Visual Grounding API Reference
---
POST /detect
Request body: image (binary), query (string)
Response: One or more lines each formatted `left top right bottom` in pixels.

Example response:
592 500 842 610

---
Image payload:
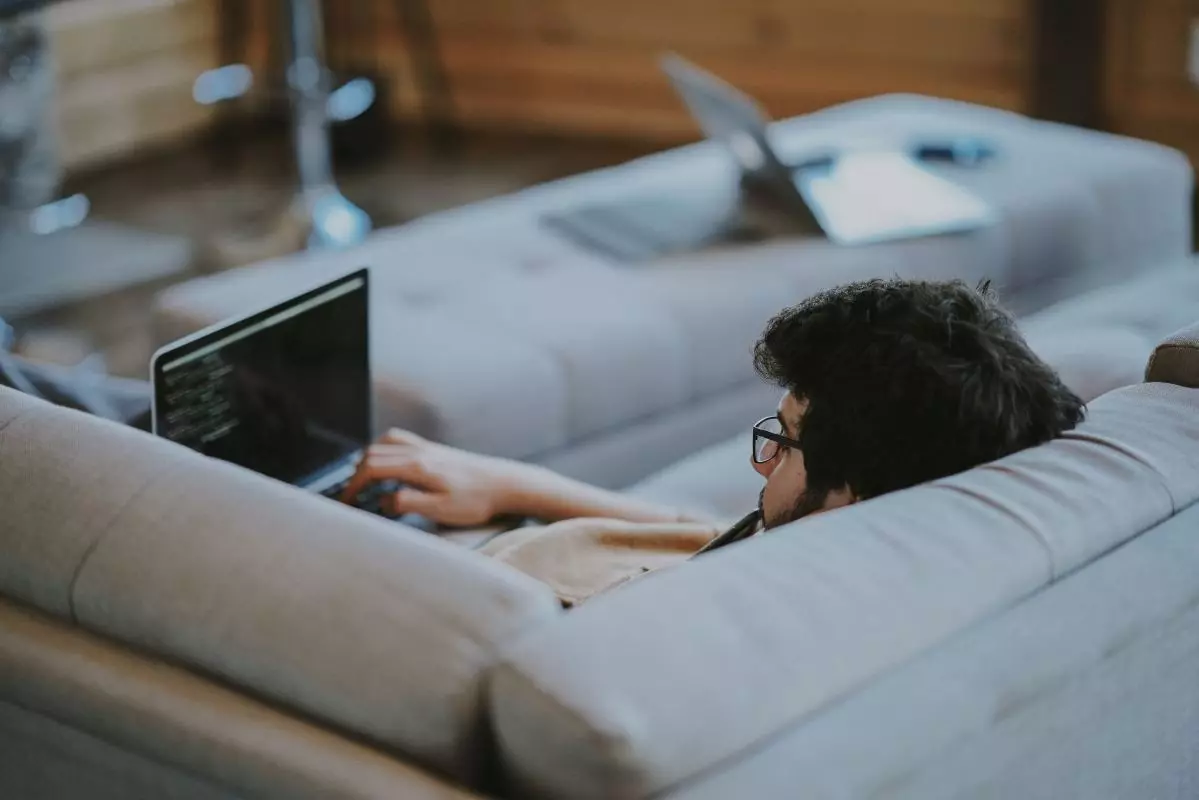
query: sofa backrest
0 388 561 785
488 349 1199 798
663 499 1199 800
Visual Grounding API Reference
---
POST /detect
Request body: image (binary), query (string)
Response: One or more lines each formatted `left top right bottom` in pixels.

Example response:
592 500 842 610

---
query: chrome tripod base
305 189 371 250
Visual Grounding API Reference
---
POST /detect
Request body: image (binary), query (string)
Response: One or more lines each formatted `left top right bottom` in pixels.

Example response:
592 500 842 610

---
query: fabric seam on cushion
934 483 1058 580
1064 430 1179 512
0 406 33 436
65 456 190 625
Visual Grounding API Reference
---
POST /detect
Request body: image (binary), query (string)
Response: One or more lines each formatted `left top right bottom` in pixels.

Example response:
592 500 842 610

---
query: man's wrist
492 461 558 520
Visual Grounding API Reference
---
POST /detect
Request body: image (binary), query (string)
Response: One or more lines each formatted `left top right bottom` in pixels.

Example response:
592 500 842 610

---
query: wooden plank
525 0 1027 68
1110 84 1199 126
60 91 215 169
343 0 1033 139
415 36 1022 98
758 0 1027 22
414 0 1028 30
45 0 198 28
57 41 217 118
1122 2 1192 81
50 0 217 78
407 3 1026 70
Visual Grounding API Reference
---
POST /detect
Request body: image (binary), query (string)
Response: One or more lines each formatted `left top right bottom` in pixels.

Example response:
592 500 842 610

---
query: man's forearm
497 463 714 525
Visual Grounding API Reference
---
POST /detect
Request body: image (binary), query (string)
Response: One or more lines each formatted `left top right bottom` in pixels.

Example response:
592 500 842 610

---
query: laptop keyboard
321 478 404 520
541 193 763 263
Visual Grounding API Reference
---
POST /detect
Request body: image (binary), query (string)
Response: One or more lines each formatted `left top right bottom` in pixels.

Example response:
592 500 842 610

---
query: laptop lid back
151 269 371 489
661 53 794 186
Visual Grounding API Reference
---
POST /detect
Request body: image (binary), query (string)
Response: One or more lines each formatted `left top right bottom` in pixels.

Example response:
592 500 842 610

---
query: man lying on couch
342 278 1086 605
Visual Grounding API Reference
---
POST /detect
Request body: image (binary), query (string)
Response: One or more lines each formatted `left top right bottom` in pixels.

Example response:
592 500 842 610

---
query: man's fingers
389 486 443 518
339 455 435 504
339 462 377 504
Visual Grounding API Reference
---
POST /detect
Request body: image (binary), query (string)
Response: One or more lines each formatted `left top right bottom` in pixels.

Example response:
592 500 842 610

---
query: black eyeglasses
752 415 803 464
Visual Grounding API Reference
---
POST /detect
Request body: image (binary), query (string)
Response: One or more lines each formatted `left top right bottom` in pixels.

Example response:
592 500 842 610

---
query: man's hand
342 428 716 528
340 429 525 527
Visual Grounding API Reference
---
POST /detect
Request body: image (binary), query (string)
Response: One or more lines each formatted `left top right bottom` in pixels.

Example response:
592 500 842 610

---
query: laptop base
540 176 824 264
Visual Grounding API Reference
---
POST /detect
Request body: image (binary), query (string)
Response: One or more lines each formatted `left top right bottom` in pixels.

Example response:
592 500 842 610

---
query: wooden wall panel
37 0 1043 167
1103 0 1199 165
46 0 220 170
364 0 1034 143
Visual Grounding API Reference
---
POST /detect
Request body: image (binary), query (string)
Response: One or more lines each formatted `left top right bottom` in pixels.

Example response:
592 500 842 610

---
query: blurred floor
9 128 655 379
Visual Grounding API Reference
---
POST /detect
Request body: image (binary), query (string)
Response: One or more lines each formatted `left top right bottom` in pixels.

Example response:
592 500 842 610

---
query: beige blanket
479 518 727 607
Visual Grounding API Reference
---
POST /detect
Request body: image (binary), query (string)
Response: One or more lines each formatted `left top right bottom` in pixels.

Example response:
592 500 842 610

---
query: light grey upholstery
490 381 1199 799
669 501 1199 800
153 95 1193 489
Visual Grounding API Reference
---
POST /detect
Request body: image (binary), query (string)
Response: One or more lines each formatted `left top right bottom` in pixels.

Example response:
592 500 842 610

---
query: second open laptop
542 54 995 261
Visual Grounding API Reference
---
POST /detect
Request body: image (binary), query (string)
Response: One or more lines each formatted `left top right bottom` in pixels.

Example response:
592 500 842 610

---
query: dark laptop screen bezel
150 268 372 486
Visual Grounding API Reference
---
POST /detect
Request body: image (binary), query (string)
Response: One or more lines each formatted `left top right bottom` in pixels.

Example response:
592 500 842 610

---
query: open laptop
541 54 995 261
150 269 395 513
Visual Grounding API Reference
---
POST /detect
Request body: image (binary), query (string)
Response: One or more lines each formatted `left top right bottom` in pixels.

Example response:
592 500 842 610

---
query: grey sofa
153 94 1193 490
2 305 1199 796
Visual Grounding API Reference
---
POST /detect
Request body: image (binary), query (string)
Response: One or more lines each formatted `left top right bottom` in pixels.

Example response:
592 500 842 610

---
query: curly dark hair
753 278 1085 504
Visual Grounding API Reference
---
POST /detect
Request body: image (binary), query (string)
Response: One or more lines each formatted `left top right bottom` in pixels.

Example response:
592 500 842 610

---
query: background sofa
152 95 1194 490
2 309 1198 798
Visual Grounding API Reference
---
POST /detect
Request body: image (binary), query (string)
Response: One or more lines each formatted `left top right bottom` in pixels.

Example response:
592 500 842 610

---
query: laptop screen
152 270 371 487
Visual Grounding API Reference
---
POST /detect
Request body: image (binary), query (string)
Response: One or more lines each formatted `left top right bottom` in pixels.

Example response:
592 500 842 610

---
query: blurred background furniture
1 311 1197 799
0 0 194 333
154 95 1193 489
5 0 1199 379
194 0 375 250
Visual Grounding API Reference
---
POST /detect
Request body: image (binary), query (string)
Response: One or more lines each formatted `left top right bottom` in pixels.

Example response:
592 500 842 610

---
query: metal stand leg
285 0 371 249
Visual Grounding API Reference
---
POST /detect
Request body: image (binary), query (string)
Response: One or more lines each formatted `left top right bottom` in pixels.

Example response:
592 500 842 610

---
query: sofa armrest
1147 321 1199 387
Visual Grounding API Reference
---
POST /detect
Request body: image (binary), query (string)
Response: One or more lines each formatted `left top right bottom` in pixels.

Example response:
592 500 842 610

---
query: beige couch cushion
489 383 1199 799
1147 320 1199 388
0 389 561 783
0 388 192 617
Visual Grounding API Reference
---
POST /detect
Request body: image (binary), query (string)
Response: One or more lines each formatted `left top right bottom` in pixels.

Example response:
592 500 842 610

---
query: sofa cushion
0 388 192 618
0 388 561 783
1147 320 1199 388
488 383 1199 799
